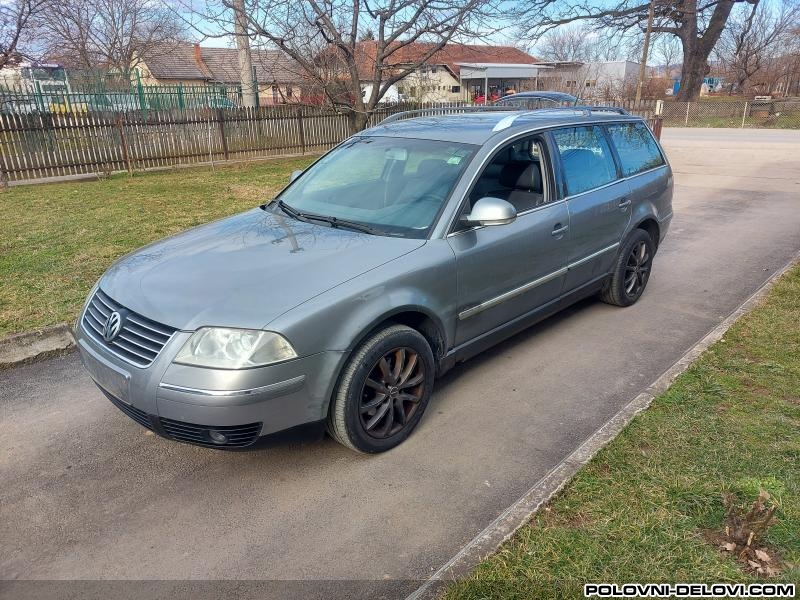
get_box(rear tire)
[328,324,435,453]
[601,229,656,307]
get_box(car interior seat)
[487,161,545,213]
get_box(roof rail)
[575,105,631,115]
[378,105,512,125]
[376,103,633,127]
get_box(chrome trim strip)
[568,242,620,269]
[457,242,620,320]
[458,267,568,320]
[158,375,306,398]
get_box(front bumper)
[75,321,345,449]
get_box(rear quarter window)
[607,122,665,177]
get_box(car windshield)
[276,136,478,238]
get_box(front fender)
[265,240,458,406]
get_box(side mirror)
[461,197,517,227]
[289,169,303,183]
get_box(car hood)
[100,208,425,331]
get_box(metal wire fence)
[659,99,800,129]
[0,82,248,116]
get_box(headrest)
[499,161,542,192]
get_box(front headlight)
[174,328,297,369]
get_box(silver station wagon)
[75,107,673,453]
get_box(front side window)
[552,126,618,196]
[277,137,478,238]
[607,122,665,177]
[467,135,548,215]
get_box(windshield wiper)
[276,199,306,221]
[304,213,378,235]
[276,200,378,234]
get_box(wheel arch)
[346,306,448,363]
[321,306,448,422]
[633,216,660,249]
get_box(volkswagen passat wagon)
[76,108,673,453]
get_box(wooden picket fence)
[0,101,666,184]
[0,106,371,183]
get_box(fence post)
[135,70,147,118]
[178,84,185,110]
[741,102,748,128]
[296,107,306,154]
[655,99,663,116]
[216,108,229,161]
[684,101,690,126]
[116,114,132,174]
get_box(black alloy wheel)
[359,347,426,439]
[623,239,651,299]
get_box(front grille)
[82,289,177,368]
[100,388,153,431]
[160,418,262,448]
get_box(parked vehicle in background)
[75,107,672,454]
[493,91,578,109]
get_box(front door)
[448,134,570,347]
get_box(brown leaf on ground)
[755,549,771,562]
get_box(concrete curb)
[406,253,799,600]
[0,323,76,370]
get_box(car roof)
[361,110,643,145]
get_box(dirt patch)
[703,490,784,577]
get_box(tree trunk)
[676,52,711,101]
[345,109,370,134]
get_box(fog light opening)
[207,430,228,445]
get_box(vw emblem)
[103,311,123,342]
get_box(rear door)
[549,125,631,292]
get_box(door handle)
[551,224,569,237]
[618,198,632,210]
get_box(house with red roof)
[353,41,545,103]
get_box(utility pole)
[635,0,656,107]
[233,0,257,108]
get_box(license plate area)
[82,345,131,403]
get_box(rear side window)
[607,122,665,177]
[552,126,618,196]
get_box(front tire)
[328,324,435,453]
[601,229,656,307]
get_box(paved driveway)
[2,128,799,597]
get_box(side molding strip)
[458,242,620,320]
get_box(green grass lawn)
[446,265,800,598]
[0,157,315,337]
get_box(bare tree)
[536,25,593,61]
[515,0,762,101]
[653,33,681,72]
[197,0,497,132]
[0,0,50,68]
[536,24,636,62]
[37,0,184,76]
[714,0,799,94]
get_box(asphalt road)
[2,128,799,598]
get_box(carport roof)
[455,62,552,80]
